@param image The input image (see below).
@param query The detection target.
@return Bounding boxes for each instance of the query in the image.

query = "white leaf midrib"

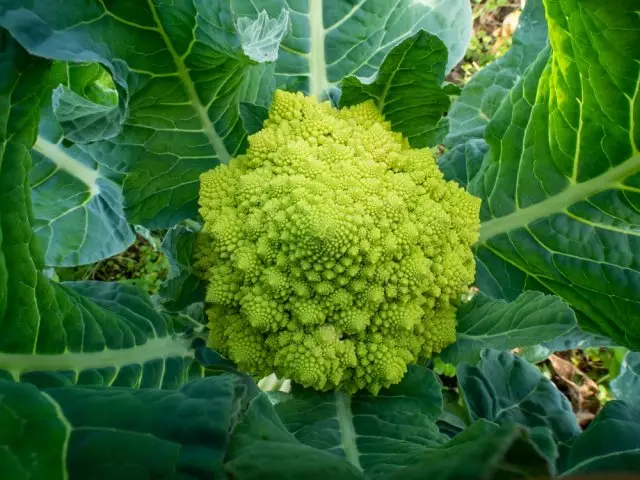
[479,152,640,243]
[0,335,193,380]
[335,391,363,471]
[146,0,232,164]
[308,0,330,98]
[33,137,101,196]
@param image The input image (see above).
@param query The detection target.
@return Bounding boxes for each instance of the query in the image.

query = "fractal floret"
[197,90,481,394]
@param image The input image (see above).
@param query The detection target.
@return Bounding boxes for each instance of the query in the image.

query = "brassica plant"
[0,0,638,478]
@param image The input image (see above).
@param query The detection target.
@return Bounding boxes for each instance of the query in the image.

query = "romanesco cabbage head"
[197,90,480,394]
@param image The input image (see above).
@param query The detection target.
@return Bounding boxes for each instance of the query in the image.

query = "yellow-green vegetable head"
[197,90,480,394]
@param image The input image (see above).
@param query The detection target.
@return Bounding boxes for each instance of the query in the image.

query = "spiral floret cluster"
[197,90,480,394]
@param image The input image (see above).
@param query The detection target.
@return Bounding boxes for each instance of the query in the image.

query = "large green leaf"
[340,30,453,148]
[230,406,556,480]
[274,366,447,477]
[31,63,134,267]
[0,280,204,389]
[470,0,640,348]
[385,420,555,480]
[457,350,580,442]
[226,394,364,479]
[559,401,640,476]
[0,1,285,228]
[440,292,577,365]
[231,0,472,100]
[0,375,253,480]
[439,0,548,186]
[611,352,640,404]
[0,31,201,389]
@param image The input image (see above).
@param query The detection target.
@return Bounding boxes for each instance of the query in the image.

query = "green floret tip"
[197,90,481,395]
